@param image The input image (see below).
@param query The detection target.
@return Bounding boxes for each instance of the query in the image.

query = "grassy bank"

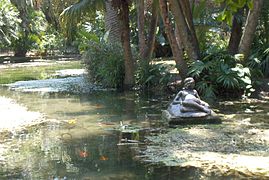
[0,61,83,84]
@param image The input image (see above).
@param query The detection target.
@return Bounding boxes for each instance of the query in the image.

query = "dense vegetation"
[0,0,268,99]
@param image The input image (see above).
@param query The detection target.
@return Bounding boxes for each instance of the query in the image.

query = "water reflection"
[1,86,268,179]
[0,88,163,179]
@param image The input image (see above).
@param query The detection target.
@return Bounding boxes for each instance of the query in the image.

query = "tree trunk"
[175,25,184,54]
[41,0,60,30]
[10,0,30,57]
[238,0,264,60]
[143,0,159,61]
[159,0,188,78]
[136,0,147,59]
[105,0,121,43]
[14,47,27,57]
[228,9,243,55]
[179,0,200,58]
[168,0,200,61]
[120,0,135,89]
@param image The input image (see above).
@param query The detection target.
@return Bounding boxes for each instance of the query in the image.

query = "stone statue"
[167,77,212,118]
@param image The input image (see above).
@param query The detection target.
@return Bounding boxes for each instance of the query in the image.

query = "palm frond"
[196,81,216,100]
[60,0,105,42]
[188,60,210,77]
[216,73,239,89]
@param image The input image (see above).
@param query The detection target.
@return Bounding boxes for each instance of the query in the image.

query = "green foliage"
[135,61,173,90]
[215,0,253,26]
[12,32,43,57]
[189,51,253,99]
[200,29,228,53]
[83,41,124,89]
[248,45,269,77]
[76,14,105,52]
[38,31,65,55]
[60,0,104,43]
[249,0,269,77]
[0,0,20,46]
[9,2,48,56]
[192,1,228,52]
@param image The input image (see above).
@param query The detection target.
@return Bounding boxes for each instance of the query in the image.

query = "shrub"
[188,51,254,99]
[248,42,269,78]
[135,60,173,90]
[83,41,124,89]
[248,0,269,77]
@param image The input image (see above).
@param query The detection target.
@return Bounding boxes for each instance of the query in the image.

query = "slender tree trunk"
[10,0,30,57]
[143,0,159,61]
[238,0,264,60]
[105,0,121,43]
[228,10,243,55]
[119,0,135,89]
[175,25,184,54]
[179,0,200,58]
[136,0,147,59]
[41,0,60,30]
[159,0,188,78]
[168,0,199,61]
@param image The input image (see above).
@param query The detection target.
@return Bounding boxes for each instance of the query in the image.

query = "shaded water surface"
[0,88,167,179]
[0,87,268,179]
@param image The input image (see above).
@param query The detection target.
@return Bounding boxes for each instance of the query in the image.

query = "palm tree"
[60,0,135,88]
[41,0,79,31]
[104,0,121,43]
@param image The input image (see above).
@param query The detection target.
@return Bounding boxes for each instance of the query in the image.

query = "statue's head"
[183,77,195,89]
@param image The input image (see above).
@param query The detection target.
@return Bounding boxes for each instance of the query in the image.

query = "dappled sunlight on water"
[0,87,164,179]
[1,85,269,179]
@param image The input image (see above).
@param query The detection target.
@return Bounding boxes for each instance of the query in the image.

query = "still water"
[1,87,268,179]
[0,87,168,179]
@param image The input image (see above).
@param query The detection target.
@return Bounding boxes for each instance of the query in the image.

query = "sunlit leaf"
[68,119,77,124]
[247,0,254,9]
[99,155,109,161]
[79,150,89,158]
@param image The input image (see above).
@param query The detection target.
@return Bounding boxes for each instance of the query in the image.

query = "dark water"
[0,88,170,179]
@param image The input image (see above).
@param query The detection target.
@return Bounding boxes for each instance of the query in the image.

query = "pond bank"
[138,98,269,179]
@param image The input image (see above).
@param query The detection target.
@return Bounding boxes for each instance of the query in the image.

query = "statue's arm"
[194,90,200,99]
[194,90,210,107]
[173,91,183,104]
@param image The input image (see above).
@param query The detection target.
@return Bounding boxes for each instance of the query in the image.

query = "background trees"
[0,0,20,47]
[0,0,267,97]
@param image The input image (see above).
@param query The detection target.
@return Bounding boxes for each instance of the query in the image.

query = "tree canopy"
[0,0,268,97]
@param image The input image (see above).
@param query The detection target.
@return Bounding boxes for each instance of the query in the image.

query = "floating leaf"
[68,119,77,125]
[99,155,109,161]
[79,150,89,158]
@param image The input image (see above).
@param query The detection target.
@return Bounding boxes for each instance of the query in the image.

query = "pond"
[0,87,168,179]
[0,85,268,179]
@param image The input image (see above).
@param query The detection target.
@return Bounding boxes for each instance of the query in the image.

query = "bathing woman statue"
[167,77,212,117]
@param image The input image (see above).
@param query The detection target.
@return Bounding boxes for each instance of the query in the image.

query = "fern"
[189,51,253,99]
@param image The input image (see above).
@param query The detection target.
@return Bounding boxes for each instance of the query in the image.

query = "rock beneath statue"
[162,110,221,125]
[167,103,209,118]
[162,109,221,125]
[163,77,221,125]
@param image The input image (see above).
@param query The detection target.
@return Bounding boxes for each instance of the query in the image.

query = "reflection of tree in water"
[0,127,130,179]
